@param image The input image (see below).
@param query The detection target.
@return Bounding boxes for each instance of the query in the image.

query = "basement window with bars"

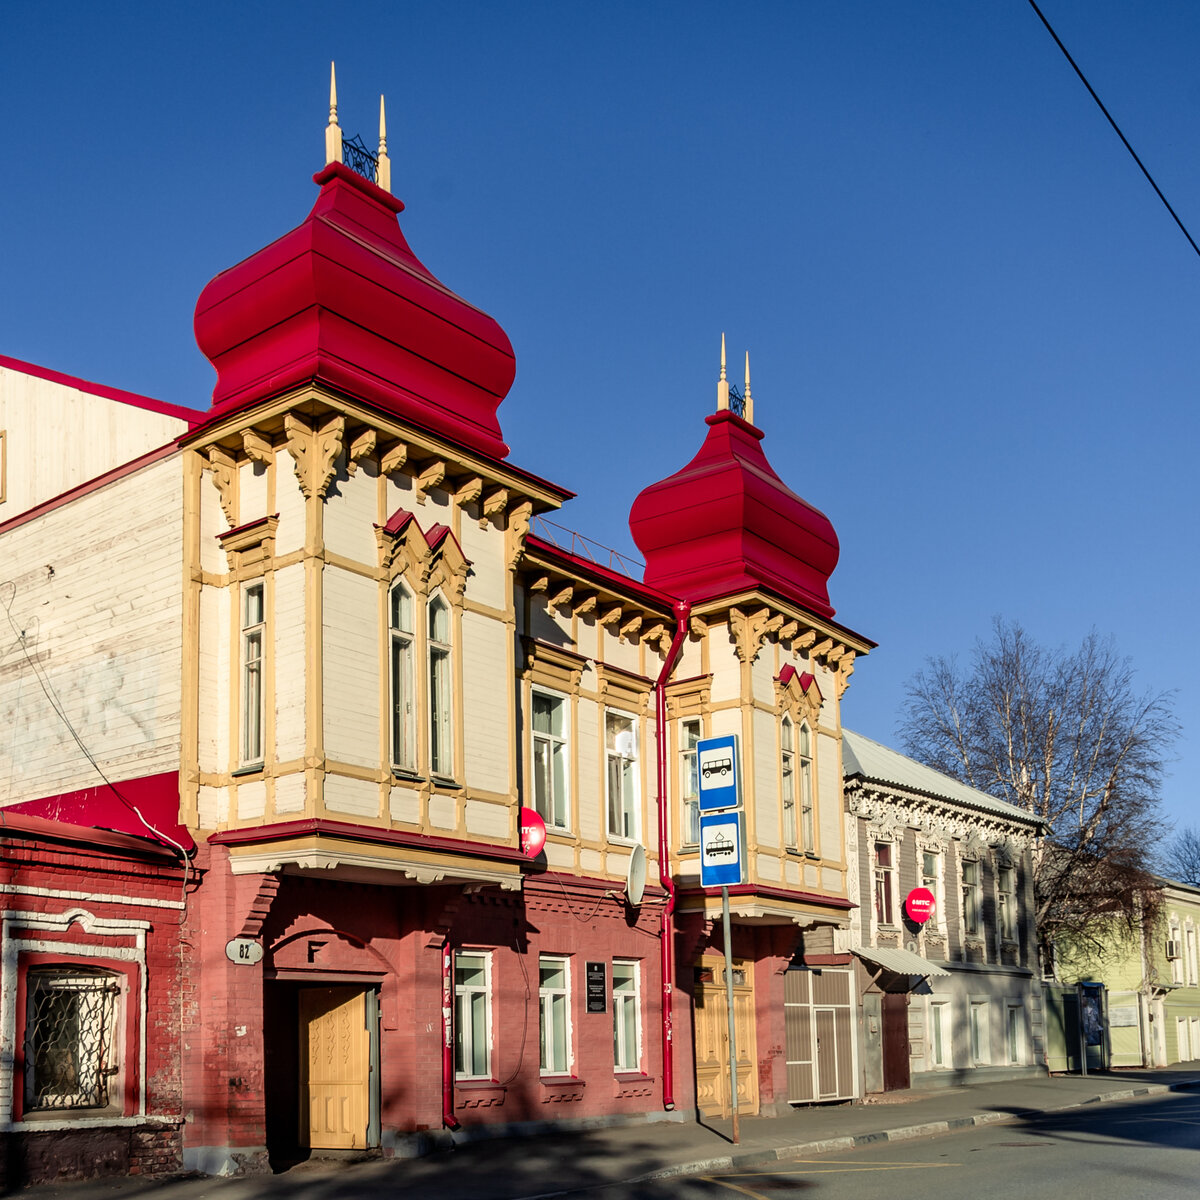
[24,969,122,1113]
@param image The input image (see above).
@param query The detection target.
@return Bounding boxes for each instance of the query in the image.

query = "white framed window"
[970,1000,989,1064]
[24,968,123,1112]
[241,581,265,765]
[428,594,453,777]
[680,718,701,846]
[389,581,416,772]
[798,723,815,854]
[539,955,572,1075]
[781,717,797,849]
[929,999,951,1068]
[962,859,982,938]
[1005,1003,1022,1064]
[1187,927,1198,987]
[605,711,638,841]
[874,841,896,926]
[997,865,1017,942]
[532,690,570,829]
[1169,921,1185,985]
[454,951,491,1079]
[612,959,641,1073]
[921,848,942,927]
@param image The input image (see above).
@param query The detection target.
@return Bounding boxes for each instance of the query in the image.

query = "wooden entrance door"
[693,957,759,1118]
[299,987,370,1149]
[881,992,910,1091]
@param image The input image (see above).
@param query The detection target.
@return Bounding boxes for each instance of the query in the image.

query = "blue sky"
[4,2,1197,834]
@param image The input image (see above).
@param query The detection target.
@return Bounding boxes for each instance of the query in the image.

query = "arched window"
[798,722,814,854]
[428,594,453,777]
[389,580,415,771]
[781,717,796,848]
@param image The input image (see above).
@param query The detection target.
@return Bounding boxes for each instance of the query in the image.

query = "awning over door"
[854,946,950,977]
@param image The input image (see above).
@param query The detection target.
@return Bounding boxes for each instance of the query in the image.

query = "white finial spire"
[717,333,730,411]
[325,62,344,165]
[376,94,392,192]
[743,351,753,425]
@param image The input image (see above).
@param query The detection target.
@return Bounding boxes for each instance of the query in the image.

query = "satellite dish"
[625,844,647,906]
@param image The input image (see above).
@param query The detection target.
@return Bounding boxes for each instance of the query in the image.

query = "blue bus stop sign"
[696,734,740,813]
[699,810,744,888]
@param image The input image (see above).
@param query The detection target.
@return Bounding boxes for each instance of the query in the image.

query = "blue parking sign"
[699,811,743,887]
[696,734,740,813]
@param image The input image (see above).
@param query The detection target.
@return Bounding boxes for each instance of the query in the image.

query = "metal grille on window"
[26,972,120,1110]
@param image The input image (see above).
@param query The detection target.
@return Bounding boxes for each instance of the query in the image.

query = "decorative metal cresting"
[727,383,746,420]
[26,971,121,1110]
[342,132,379,183]
[325,63,393,192]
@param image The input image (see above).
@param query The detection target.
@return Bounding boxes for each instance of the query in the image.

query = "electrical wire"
[1,580,193,917]
[1027,0,1200,260]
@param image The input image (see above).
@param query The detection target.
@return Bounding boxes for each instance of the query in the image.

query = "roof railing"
[531,516,644,578]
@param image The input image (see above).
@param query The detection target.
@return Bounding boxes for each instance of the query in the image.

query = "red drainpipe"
[441,940,461,1130]
[656,598,692,1110]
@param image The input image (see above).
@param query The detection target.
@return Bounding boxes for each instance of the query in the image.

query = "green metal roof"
[842,728,1040,828]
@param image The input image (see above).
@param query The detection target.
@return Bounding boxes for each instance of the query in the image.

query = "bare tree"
[1159,827,1200,887]
[898,618,1178,974]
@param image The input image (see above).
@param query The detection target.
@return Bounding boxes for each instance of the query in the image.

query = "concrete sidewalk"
[22,1068,1200,1200]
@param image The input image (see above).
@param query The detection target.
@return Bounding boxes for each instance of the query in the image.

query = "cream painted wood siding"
[459,517,505,612]
[0,364,191,518]
[817,731,841,856]
[576,697,601,840]
[197,584,230,773]
[239,459,268,524]
[324,458,379,563]
[0,455,184,802]
[273,563,306,762]
[461,610,510,793]
[753,709,779,848]
[322,566,380,767]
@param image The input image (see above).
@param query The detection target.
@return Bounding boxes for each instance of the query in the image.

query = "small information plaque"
[586,961,607,1013]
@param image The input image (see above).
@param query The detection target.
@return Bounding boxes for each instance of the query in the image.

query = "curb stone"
[633,1079,1200,1187]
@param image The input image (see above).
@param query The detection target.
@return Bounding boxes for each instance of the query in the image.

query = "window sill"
[453,1079,506,1111]
[540,1075,585,1088]
[614,1072,655,1098]
[390,768,424,784]
[232,763,264,778]
[430,776,461,790]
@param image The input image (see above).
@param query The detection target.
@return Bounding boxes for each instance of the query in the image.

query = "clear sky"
[4,2,1196,835]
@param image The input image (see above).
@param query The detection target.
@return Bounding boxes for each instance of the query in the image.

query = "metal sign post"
[697,735,744,1144]
[721,885,739,1144]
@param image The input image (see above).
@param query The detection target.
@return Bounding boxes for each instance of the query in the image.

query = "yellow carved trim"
[380,441,408,475]
[415,460,446,504]
[346,429,377,476]
[205,444,237,526]
[242,429,274,465]
[505,500,532,569]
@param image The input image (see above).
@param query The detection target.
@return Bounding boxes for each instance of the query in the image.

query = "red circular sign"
[905,887,936,924]
[519,807,547,858]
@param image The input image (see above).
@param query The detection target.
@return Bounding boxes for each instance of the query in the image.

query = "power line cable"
[1027,0,1200,260]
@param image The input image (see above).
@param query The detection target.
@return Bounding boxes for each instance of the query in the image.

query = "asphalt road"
[538,1090,1200,1200]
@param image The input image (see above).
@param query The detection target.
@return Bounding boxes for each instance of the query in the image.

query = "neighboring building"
[0,809,190,1187]
[0,84,874,1182]
[842,730,1044,1090]
[1052,877,1200,1069]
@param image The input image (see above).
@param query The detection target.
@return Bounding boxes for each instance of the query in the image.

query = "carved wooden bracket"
[729,606,783,664]
[481,487,509,528]
[205,444,237,526]
[380,441,408,475]
[599,605,623,631]
[505,500,533,570]
[547,585,574,617]
[572,592,598,617]
[346,429,377,476]
[455,475,483,507]
[285,413,345,499]
[528,574,550,594]
[619,614,642,643]
[689,615,708,640]
[415,460,446,504]
[835,649,856,699]
[241,430,273,465]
